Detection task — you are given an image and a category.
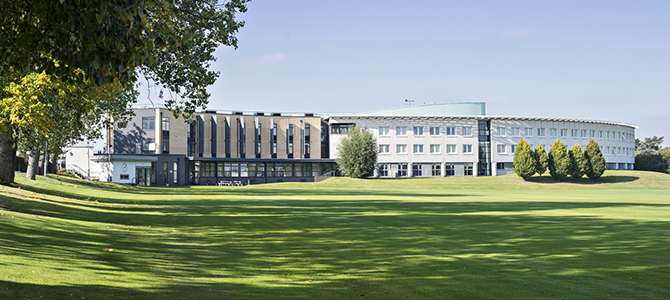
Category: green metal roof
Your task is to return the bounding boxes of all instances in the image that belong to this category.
[356,102,485,116]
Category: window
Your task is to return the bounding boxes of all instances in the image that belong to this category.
[464,163,473,176]
[497,162,505,170]
[537,128,545,137]
[331,123,354,134]
[511,127,520,136]
[396,126,407,136]
[173,162,178,183]
[378,164,389,177]
[396,144,407,154]
[142,138,156,152]
[256,123,262,158]
[463,144,473,154]
[413,126,424,136]
[462,127,472,136]
[397,163,408,177]
[431,164,441,176]
[142,117,155,130]
[561,129,568,137]
[606,146,610,154]
[497,127,506,136]
[162,117,170,154]
[445,164,455,176]
[120,174,130,180]
[413,144,424,154]
[446,144,457,154]
[379,144,390,153]
[446,127,457,136]
[287,124,294,158]
[581,130,587,138]
[430,144,440,153]
[202,162,216,177]
[571,129,578,137]
[590,130,596,138]
[598,131,603,139]
[412,164,422,177]
[525,128,533,137]
[430,127,440,135]
[379,126,389,136]
[497,144,506,154]
[550,128,557,137]
[511,145,517,153]
[271,124,277,158]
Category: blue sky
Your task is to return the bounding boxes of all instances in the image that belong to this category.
[139,0,670,145]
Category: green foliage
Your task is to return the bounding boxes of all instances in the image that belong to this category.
[636,136,664,153]
[336,126,378,178]
[548,139,571,181]
[635,150,668,173]
[513,138,537,180]
[568,144,587,179]
[535,143,549,176]
[661,148,670,173]
[584,139,606,179]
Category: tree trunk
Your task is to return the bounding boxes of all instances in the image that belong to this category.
[47,153,58,174]
[38,152,45,176]
[0,126,16,185]
[26,144,40,180]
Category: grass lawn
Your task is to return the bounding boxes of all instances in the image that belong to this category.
[1,171,669,299]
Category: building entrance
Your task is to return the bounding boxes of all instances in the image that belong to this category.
[136,167,151,186]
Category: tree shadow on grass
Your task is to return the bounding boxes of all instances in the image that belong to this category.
[525,174,640,184]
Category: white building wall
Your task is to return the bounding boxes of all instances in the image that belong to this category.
[110,160,153,184]
[65,147,104,180]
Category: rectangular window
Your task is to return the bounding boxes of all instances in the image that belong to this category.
[497,162,505,170]
[550,128,557,137]
[271,124,277,158]
[142,138,156,152]
[561,129,568,137]
[462,144,473,154]
[462,127,472,136]
[396,126,407,136]
[287,124,294,158]
[431,164,441,177]
[412,164,422,177]
[237,118,245,158]
[606,131,610,139]
[445,164,455,176]
[142,117,155,130]
[537,128,546,137]
[581,129,587,138]
[379,126,390,136]
[173,162,178,183]
[211,117,217,158]
[606,146,610,154]
[497,127,506,136]
[511,127,520,136]
[590,130,596,138]
[413,144,424,154]
[378,164,389,177]
[497,144,506,154]
[525,128,533,137]
[331,123,353,134]
[162,117,170,154]
[446,127,456,136]
[379,144,390,153]
[396,144,407,154]
[571,129,578,137]
[446,144,457,154]
[430,144,440,153]
[413,126,424,136]
[511,145,517,153]
[397,163,408,177]
[255,123,262,158]
[464,163,473,176]
[430,127,440,135]
[598,131,603,139]
[120,174,130,180]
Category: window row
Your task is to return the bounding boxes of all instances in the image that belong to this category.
[378,126,473,137]
[496,126,634,141]
[379,144,474,154]
[377,163,474,177]
[601,146,635,156]
[195,162,336,178]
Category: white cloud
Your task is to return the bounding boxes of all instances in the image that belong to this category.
[238,53,288,66]
[500,28,533,39]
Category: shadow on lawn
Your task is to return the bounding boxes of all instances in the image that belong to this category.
[526,175,640,184]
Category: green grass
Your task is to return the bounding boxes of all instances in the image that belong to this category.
[1,171,669,299]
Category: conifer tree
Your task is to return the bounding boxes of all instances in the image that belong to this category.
[548,139,571,181]
[513,138,537,180]
[584,138,606,180]
[535,143,549,177]
[568,144,588,180]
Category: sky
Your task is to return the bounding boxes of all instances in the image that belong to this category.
[138,0,670,145]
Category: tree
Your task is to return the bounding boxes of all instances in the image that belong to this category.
[568,144,587,180]
[535,143,549,177]
[513,138,536,180]
[548,139,571,181]
[661,147,670,173]
[336,126,378,179]
[635,151,668,173]
[0,0,249,185]
[636,136,664,153]
[584,139,606,180]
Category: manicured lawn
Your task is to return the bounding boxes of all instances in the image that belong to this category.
[1,171,669,299]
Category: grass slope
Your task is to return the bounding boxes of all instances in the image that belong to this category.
[1,171,669,299]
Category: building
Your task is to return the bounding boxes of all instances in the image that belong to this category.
[72,102,636,185]
[326,102,636,177]
[93,108,337,186]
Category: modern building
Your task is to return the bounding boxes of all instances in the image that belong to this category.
[92,108,337,186]
[326,102,636,177]
[72,102,636,185]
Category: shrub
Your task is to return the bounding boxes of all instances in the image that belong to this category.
[513,138,537,180]
[548,139,571,181]
[336,126,378,178]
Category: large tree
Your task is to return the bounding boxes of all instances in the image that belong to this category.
[636,136,664,153]
[535,143,549,177]
[513,138,536,181]
[0,0,249,185]
[548,139,571,181]
[584,138,606,180]
[568,144,587,180]
[336,126,378,179]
